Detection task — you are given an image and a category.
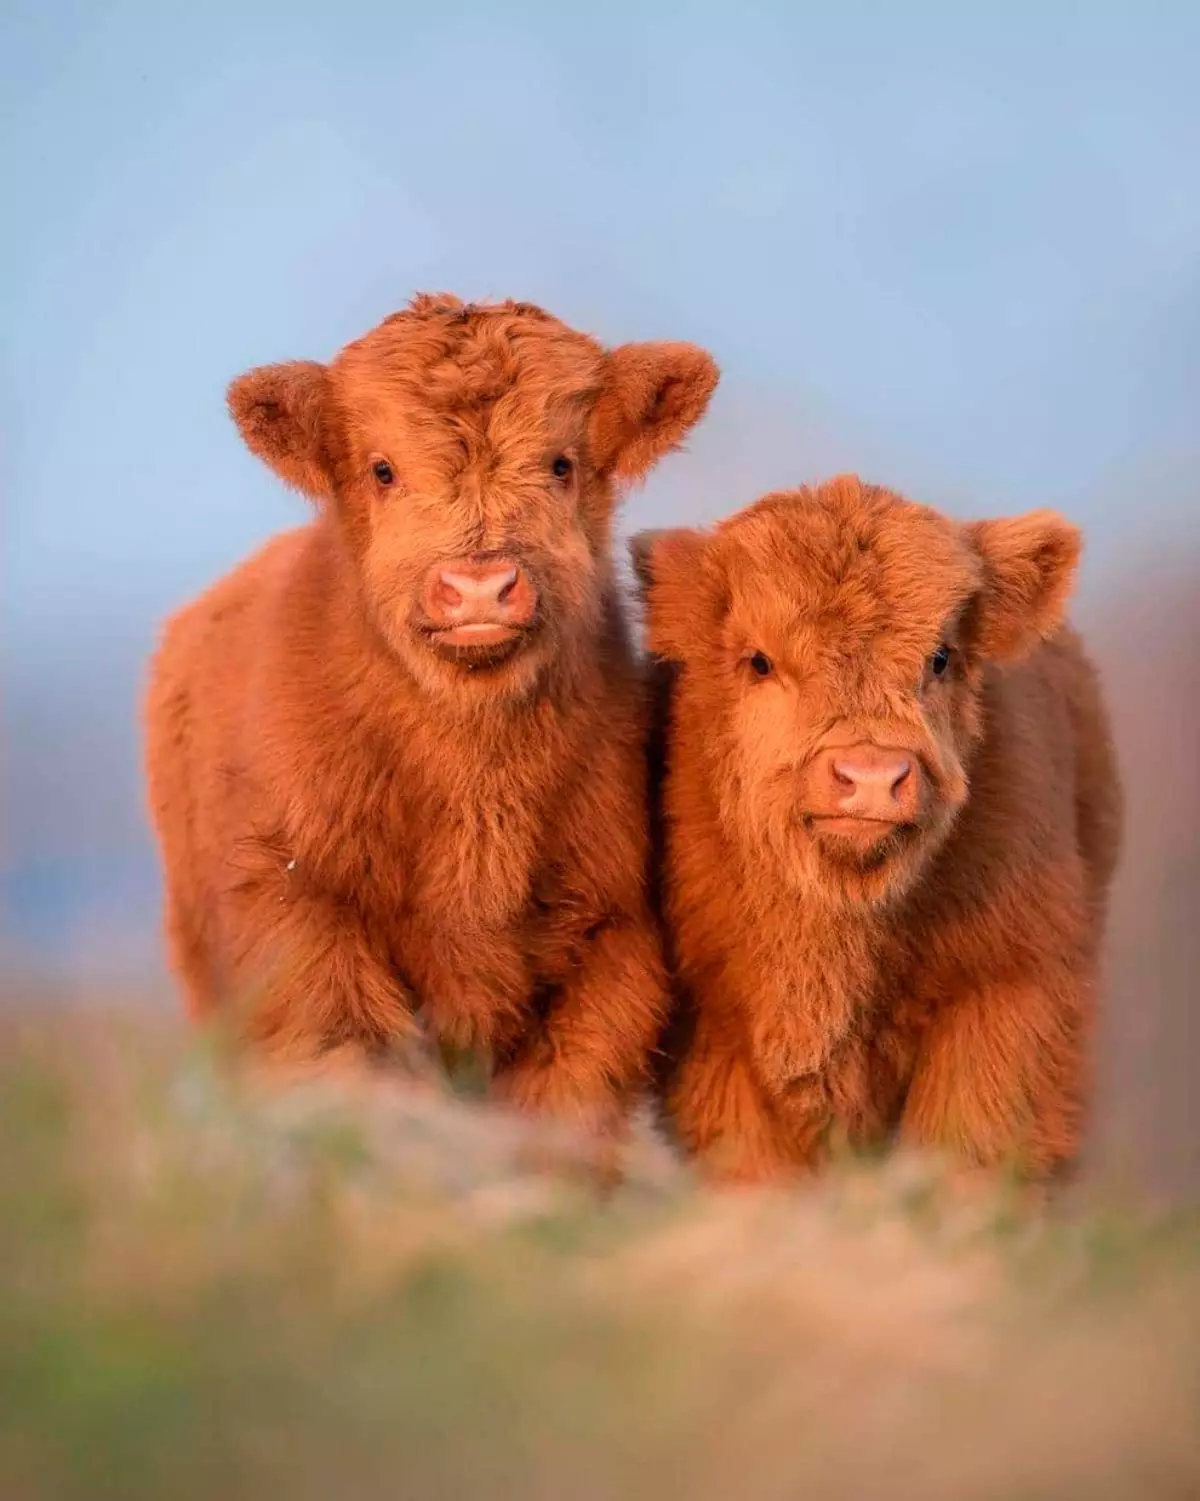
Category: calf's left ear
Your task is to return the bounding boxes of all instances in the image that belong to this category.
[965,509,1082,664]
[590,342,719,485]
[629,528,712,661]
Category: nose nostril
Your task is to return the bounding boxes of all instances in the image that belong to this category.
[831,761,857,789]
[891,761,912,793]
[495,570,519,605]
[436,575,464,608]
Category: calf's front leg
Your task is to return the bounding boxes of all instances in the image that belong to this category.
[667,1008,822,1184]
[492,911,669,1138]
[222,877,421,1067]
[899,971,1091,1180]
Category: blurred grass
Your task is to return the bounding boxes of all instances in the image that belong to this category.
[1,1002,1198,1501]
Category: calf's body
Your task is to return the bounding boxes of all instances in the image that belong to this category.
[637,476,1121,1181]
[145,294,718,1125]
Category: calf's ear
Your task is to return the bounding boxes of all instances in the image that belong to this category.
[227,360,337,502]
[629,527,712,661]
[964,509,1082,664]
[591,342,719,485]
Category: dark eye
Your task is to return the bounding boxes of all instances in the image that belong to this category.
[749,651,773,678]
[551,454,572,480]
[929,644,952,678]
[372,460,395,487]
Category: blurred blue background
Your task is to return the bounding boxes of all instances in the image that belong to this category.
[3,3,1197,1184]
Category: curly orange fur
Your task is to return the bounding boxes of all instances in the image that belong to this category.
[144,293,719,1131]
[637,475,1122,1183]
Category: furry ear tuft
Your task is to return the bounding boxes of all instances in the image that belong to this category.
[591,342,718,485]
[964,510,1082,663]
[629,527,713,661]
[227,360,336,502]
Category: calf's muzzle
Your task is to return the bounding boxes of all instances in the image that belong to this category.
[809,744,922,824]
[421,554,539,645]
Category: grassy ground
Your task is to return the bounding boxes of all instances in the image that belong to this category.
[1,1004,1198,1501]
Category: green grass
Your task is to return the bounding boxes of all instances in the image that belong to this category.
[1,1006,1198,1500]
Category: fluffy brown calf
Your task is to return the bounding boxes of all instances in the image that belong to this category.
[144,293,718,1129]
[635,475,1121,1182]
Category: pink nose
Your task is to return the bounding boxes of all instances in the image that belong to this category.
[423,556,538,628]
[824,745,920,821]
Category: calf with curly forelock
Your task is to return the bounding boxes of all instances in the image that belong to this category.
[635,475,1121,1183]
[144,293,718,1130]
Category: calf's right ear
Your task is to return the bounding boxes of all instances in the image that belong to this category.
[227,360,337,502]
[629,527,711,661]
[965,509,1082,664]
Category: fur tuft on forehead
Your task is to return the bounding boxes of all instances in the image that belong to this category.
[720,476,971,582]
[711,476,980,652]
[340,292,605,419]
[388,291,561,327]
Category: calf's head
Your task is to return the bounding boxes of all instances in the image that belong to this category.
[634,476,1081,907]
[228,293,718,702]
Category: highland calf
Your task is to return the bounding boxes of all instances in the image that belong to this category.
[144,293,718,1130]
[635,475,1121,1183]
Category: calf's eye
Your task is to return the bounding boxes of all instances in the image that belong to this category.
[551,455,572,480]
[372,460,395,487]
[749,651,773,678]
[929,644,952,677]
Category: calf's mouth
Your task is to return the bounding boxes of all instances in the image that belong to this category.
[420,619,542,668]
[802,812,923,869]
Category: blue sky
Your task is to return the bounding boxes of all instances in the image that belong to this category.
[3,1,1199,961]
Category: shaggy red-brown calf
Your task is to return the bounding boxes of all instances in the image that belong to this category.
[635,475,1121,1182]
[144,293,718,1129]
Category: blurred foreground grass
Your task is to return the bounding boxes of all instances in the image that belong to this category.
[1,1003,1198,1501]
